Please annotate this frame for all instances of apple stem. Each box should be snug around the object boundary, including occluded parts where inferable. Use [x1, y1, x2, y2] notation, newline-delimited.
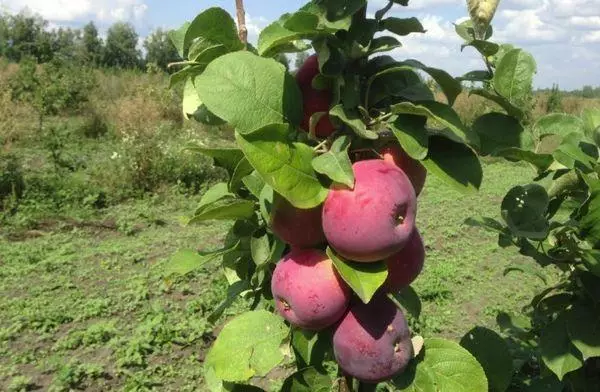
[235, 0, 248, 46]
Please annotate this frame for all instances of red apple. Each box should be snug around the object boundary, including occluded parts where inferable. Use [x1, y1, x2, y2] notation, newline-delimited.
[333, 295, 413, 383]
[271, 248, 351, 331]
[322, 159, 417, 262]
[383, 230, 425, 293]
[380, 144, 427, 196]
[271, 193, 326, 248]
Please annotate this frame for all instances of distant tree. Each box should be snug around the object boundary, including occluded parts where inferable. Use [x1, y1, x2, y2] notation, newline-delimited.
[294, 51, 310, 69]
[52, 27, 79, 61]
[0, 13, 8, 57]
[143, 28, 180, 71]
[6, 12, 54, 63]
[103, 22, 140, 68]
[80, 22, 103, 66]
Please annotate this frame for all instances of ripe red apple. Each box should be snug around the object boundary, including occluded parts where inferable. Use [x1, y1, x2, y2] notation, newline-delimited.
[380, 144, 427, 196]
[295, 54, 320, 91]
[333, 295, 413, 383]
[295, 54, 335, 138]
[271, 193, 326, 248]
[322, 159, 417, 262]
[271, 248, 351, 331]
[383, 230, 425, 293]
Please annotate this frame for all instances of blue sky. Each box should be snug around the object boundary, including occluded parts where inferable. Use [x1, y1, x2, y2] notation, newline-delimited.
[2, 0, 600, 90]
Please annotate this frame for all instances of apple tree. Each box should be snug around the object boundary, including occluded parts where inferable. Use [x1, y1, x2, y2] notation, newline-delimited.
[164, 0, 600, 390]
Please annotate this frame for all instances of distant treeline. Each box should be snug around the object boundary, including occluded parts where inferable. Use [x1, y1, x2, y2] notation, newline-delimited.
[0, 11, 180, 71]
[536, 85, 600, 99]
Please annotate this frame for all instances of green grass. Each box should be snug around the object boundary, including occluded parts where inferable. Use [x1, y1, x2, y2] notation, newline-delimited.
[0, 156, 556, 391]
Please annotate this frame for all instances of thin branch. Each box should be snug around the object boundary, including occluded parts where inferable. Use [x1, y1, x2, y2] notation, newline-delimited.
[235, 0, 248, 46]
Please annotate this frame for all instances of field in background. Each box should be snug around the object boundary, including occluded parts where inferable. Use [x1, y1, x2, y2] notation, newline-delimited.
[0, 63, 597, 391]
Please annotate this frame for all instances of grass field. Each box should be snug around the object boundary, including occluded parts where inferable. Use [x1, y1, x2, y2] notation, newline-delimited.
[1, 157, 554, 391]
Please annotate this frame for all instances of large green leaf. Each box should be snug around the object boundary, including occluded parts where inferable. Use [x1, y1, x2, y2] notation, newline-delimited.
[329, 105, 378, 140]
[165, 246, 236, 276]
[494, 148, 553, 172]
[389, 114, 429, 160]
[258, 16, 319, 57]
[185, 144, 245, 177]
[326, 247, 388, 304]
[501, 184, 549, 240]
[169, 22, 191, 59]
[579, 181, 600, 247]
[553, 133, 597, 170]
[390, 287, 421, 319]
[312, 135, 355, 188]
[367, 68, 433, 107]
[582, 108, 600, 137]
[184, 7, 243, 59]
[394, 338, 488, 392]
[401, 59, 462, 106]
[204, 310, 288, 382]
[191, 198, 256, 223]
[281, 367, 332, 392]
[391, 101, 479, 147]
[493, 48, 536, 106]
[460, 327, 513, 392]
[195, 51, 302, 133]
[381, 17, 425, 36]
[567, 303, 600, 360]
[534, 114, 585, 145]
[421, 136, 482, 193]
[183, 77, 202, 119]
[540, 315, 584, 381]
[235, 124, 329, 209]
[469, 89, 525, 120]
[473, 112, 530, 155]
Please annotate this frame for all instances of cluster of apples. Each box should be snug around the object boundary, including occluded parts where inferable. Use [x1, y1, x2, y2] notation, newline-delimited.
[269, 56, 427, 383]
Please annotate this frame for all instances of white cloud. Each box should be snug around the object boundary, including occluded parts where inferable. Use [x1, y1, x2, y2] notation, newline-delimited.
[582, 30, 600, 42]
[0, 0, 148, 23]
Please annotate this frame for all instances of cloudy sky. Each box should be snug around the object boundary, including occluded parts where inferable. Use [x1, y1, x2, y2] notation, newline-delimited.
[1, 0, 599, 90]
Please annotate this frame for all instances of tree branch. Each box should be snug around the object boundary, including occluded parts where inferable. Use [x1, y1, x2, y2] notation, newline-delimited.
[235, 0, 248, 46]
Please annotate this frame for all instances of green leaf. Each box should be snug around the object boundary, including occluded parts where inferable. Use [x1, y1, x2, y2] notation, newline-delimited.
[540, 315, 584, 381]
[258, 18, 316, 57]
[473, 113, 530, 155]
[192, 104, 226, 126]
[235, 124, 329, 209]
[493, 48, 536, 106]
[400, 59, 462, 106]
[166, 243, 238, 276]
[230, 158, 255, 193]
[389, 114, 429, 160]
[553, 133, 597, 170]
[367, 68, 433, 107]
[312, 135, 354, 187]
[582, 249, 600, 277]
[534, 113, 585, 141]
[381, 17, 425, 36]
[329, 105, 378, 140]
[469, 89, 525, 120]
[582, 107, 600, 137]
[460, 327, 513, 392]
[421, 136, 482, 193]
[250, 232, 271, 266]
[494, 148, 553, 172]
[390, 101, 479, 147]
[567, 303, 600, 360]
[195, 51, 302, 133]
[191, 199, 256, 223]
[501, 184, 549, 240]
[390, 286, 421, 319]
[184, 144, 245, 177]
[204, 310, 288, 382]
[184, 8, 243, 58]
[462, 40, 499, 57]
[281, 367, 332, 392]
[169, 64, 203, 88]
[455, 20, 492, 41]
[318, 0, 367, 21]
[169, 22, 191, 59]
[291, 329, 327, 368]
[242, 171, 266, 199]
[458, 70, 492, 82]
[326, 247, 388, 304]
[208, 280, 251, 324]
[393, 338, 488, 392]
[183, 77, 202, 119]
[193, 184, 256, 222]
[370, 36, 402, 55]
[579, 183, 600, 247]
